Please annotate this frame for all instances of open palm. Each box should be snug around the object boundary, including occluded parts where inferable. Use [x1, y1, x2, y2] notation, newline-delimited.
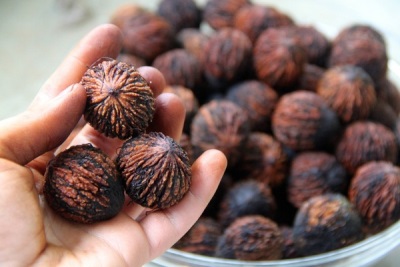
[0, 24, 227, 267]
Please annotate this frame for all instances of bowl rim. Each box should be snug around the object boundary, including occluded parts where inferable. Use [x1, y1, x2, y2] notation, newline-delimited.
[163, 219, 400, 266]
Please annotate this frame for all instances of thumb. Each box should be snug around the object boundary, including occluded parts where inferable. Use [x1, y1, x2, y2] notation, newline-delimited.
[0, 84, 86, 165]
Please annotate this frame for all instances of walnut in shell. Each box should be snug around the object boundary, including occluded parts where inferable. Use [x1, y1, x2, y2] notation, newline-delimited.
[117, 132, 192, 209]
[44, 144, 125, 224]
[81, 59, 155, 140]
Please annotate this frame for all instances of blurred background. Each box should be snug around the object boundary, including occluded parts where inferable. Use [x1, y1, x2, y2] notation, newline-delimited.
[0, 0, 399, 120]
[0, 0, 399, 265]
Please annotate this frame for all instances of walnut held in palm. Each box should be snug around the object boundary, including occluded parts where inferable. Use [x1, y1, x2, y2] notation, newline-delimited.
[117, 132, 192, 209]
[44, 144, 125, 224]
[81, 59, 155, 140]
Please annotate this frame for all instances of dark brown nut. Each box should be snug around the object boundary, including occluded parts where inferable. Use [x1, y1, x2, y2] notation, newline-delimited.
[109, 3, 146, 29]
[253, 28, 307, 89]
[394, 118, 400, 163]
[283, 25, 331, 67]
[335, 121, 398, 174]
[296, 64, 325, 92]
[218, 180, 277, 228]
[174, 217, 222, 256]
[157, 0, 201, 33]
[203, 28, 253, 90]
[317, 65, 377, 123]
[81, 59, 155, 139]
[271, 91, 341, 151]
[152, 49, 202, 89]
[376, 78, 400, 115]
[190, 100, 251, 168]
[226, 80, 278, 132]
[368, 99, 398, 130]
[287, 151, 348, 208]
[328, 24, 388, 83]
[203, 0, 251, 30]
[117, 53, 146, 68]
[232, 132, 288, 187]
[111, 9, 174, 63]
[203, 173, 234, 218]
[178, 132, 194, 164]
[44, 144, 125, 224]
[293, 193, 364, 257]
[233, 4, 294, 43]
[164, 85, 199, 134]
[349, 161, 400, 234]
[215, 215, 283, 260]
[176, 28, 210, 65]
[279, 226, 300, 259]
[117, 132, 192, 209]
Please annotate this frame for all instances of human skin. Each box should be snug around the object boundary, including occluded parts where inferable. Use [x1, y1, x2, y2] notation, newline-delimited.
[0, 24, 227, 267]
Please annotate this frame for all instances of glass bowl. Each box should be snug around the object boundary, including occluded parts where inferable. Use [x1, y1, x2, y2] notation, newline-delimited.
[152, 219, 400, 267]
[149, 0, 400, 266]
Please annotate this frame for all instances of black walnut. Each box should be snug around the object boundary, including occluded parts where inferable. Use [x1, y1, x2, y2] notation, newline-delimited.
[117, 132, 192, 209]
[215, 215, 283, 260]
[293, 193, 364, 257]
[44, 144, 125, 224]
[81, 59, 155, 140]
[349, 161, 400, 234]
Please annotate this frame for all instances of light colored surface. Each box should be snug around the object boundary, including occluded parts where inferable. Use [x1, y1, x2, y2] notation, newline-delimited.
[0, 0, 399, 266]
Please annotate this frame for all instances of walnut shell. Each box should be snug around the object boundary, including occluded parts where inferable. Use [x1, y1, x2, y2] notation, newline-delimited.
[335, 121, 398, 174]
[174, 217, 222, 256]
[190, 99, 251, 168]
[44, 144, 125, 224]
[349, 161, 400, 234]
[215, 215, 283, 260]
[317, 65, 377, 123]
[117, 132, 192, 209]
[328, 24, 388, 83]
[271, 91, 341, 151]
[293, 193, 364, 257]
[112, 9, 175, 62]
[253, 28, 307, 89]
[81, 59, 155, 140]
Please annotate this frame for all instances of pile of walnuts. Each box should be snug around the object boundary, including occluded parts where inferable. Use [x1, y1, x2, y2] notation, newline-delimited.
[48, 0, 400, 261]
[108, 0, 400, 261]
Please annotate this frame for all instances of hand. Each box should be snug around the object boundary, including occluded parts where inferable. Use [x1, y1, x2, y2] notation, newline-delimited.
[0, 24, 227, 267]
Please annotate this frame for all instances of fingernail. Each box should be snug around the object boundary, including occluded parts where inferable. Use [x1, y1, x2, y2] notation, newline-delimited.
[57, 83, 81, 98]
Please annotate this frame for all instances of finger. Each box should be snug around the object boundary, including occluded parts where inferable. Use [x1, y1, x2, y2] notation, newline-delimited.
[0, 84, 86, 165]
[30, 24, 123, 109]
[147, 93, 186, 142]
[138, 149, 227, 260]
[137, 66, 166, 98]
[67, 124, 124, 159]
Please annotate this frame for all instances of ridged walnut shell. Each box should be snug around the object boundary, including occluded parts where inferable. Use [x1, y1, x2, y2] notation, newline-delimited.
[44, 144, 125, 224]
[335, 121, 398, 174]
[271, 91, 341, 151]
[117, 132, 192, 209]
[349, 161, 400, 234]
[215, 215, 283, 260]
[317, 65, 377, 123]
[81, 59, 155, 140]
[293, 193, 364, 257]
[190, 99, 251, 168]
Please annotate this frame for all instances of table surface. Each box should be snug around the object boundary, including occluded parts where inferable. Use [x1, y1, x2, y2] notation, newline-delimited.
[1, 0, 399, 266]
